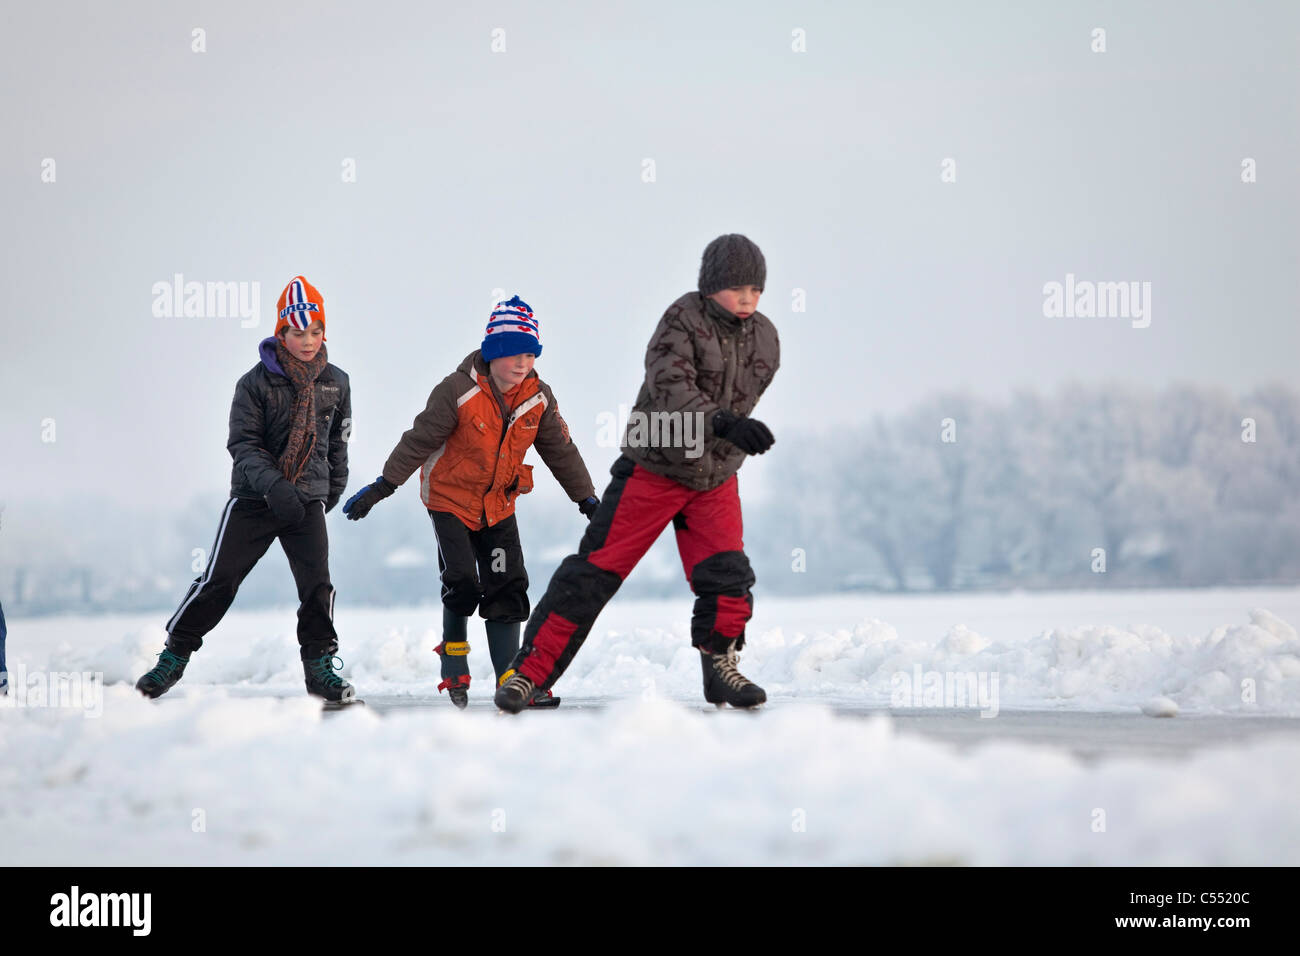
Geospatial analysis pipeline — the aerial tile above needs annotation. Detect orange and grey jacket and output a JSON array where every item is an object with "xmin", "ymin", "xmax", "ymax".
[{"xmin": 382, "ymin": 351, "xmax": 595, "ymax": 530}]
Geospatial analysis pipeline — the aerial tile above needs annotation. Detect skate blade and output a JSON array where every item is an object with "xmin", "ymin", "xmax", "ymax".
[{"xmin": 323, "ymin": 698, "xmax": 365, "ymax": 711}]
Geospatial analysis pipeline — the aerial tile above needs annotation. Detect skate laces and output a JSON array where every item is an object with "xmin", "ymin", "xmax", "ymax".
[
  {"xmin": 710, "ymin": 647, "xmax": 752, "ymax": 691},
  {"xmin": 308, "ymin": 655, "xmax": 347, "ymax": 687},
  {"xmin": 151, "ymin": 649, "xmax": 189, "ymax": 678},
  {"xmin": 502, "ymin": 672, "xmax": 535, "ymax": 699}
]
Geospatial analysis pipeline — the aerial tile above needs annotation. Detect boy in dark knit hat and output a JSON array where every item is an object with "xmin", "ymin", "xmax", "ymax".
[
  {"xmin": 496, "ymin": 234, "xmax": 780, "ymax": 713},
  {"xmin": 136, "ymin": 275, "xmax": 356, "ymax": 703},
  {"xmin": 343, "ymin": 295, "xmax": 597, "ymax": 709}
]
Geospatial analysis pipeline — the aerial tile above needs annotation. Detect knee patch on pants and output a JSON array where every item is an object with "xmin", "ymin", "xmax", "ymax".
[
  {"xmin": 549, "ymin": 553, "xmax": 624, "ymax": 623},
  {"xmin": 516, "ymin": 555, "xmax": 624, "ymax": 687},
  {"xmin": 689, "ymin": 551, "xmax": 756, "ymax": 652}
]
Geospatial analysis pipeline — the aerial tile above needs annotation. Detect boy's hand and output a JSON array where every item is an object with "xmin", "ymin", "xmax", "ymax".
[
  {"xmin": 343, "ymin": 476, "xmax": 397, "ymax": 520},
  {"xmin": 266, "ymin": 480, "xmax": 306, "ymax": 524},
  {"xmin": 325, "ymin": 493, "xmax": 341, "ymax": 514},
  {"xmin": 712, "ymin": 410, "xmax": 775, "ymax": 455},
  {"xmin": 578, "ymin": 496, "xmax": 600, "ymax": 521}
]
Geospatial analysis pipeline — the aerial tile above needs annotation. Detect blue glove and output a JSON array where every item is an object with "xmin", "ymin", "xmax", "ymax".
[
  {"xmin": 343, "ymin": 476, "xmax": 397, "ymax": 521},
  {"xmin": 578, "ymin": 496, "xmax": 600, "ymax": 521}
]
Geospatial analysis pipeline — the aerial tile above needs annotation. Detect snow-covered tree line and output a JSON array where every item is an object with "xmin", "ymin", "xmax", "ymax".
[
  {"xmin": 756, "ymin": 384, "xmax": 1300, "ymax": 592},
  {"xmin": 3, "ymin": 383, "xmax": 1298, "ymax": 614}
]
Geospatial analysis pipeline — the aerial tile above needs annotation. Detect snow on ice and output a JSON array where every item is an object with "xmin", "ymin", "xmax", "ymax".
[{"xmin": 2, "ymin": 590, "xmax": 1298, "ymax": 864}]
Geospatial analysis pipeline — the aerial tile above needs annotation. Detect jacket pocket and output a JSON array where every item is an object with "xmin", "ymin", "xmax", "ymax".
[
  {"xmin": 694, "ymin": 337, "xmax": 727, "ymax": 399},
  {"xmin": 453, "ymin": 416, "xmax": 494, "ymax": 480},
  {"xmin": 507, "ymin": 463, "xmax": 534, "ymax": 497},
  {"xmin": 315, "ymin": 411, "xmax": 336, "ymax": 456},
  {"xmin": 433, "ymin": 446, "xmax": 466, "ymax": 486}
]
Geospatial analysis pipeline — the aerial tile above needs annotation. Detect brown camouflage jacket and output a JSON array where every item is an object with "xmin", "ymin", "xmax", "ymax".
[{"xmin": 620, "ymin": 292, "xmax": 780, "ymax": 490}]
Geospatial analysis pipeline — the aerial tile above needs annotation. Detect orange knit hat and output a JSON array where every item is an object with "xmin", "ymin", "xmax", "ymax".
[{"xmin": 276, "ymin": 275, "xmax": 326, "ymax": 339}]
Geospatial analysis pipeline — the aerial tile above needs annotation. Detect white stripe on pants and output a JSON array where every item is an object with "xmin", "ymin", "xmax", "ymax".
[{"xmin": 165, "ymin": 496, "xmax": 237, "ymax": 633}]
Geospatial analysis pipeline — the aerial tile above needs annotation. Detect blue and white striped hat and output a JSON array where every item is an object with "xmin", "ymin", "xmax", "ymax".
[{"xmin": 481, "ymin": 295, "xmax": 542, "ymax": 361}]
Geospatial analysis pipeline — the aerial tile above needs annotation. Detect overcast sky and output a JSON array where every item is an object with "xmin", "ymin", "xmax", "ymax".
[{"xmin": 2, "ymin": 0, "xmax": 1297, "ymax": 513}]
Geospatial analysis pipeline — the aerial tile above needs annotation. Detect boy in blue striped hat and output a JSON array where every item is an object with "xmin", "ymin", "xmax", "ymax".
[{"xmin": 344, "ymin": 295, "xmax": 598, "ymax": 708}]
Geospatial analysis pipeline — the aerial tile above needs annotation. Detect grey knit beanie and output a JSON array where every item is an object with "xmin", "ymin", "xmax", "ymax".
[{"xmin": 698, "ymin": 234, "xmax": 766, "ymax": 296}]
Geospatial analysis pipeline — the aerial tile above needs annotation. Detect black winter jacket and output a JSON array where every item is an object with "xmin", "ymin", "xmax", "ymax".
[{"xmin": 228, "ymin": 337, "xmax": 350, "ymax": 503}]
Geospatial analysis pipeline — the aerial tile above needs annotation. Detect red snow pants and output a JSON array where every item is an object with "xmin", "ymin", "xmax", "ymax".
[{"xmin": 510, "ymin": 455, "xmax": 756, "ymax": 689}]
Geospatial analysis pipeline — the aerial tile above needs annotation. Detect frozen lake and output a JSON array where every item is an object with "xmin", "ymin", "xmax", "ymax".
[
  {"xmin": 2, "ymin": 587, "xmax": 1298, "ymax": 865},
  {"xmin": 349, "ymin": 695, "xmax": 1300, "ymax": 761}
]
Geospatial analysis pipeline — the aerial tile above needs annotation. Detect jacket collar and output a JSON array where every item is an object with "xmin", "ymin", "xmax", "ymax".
[
  {"xmin": 700, "ymin": 293, "xmax": 748, "ymax": 332},
  {"xmin": 261, "ymin": 336, "xmax": 335, "ymax": 384}
]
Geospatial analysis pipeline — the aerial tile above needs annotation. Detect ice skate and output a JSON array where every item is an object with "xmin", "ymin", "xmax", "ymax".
[
  {"xmin": 304, "ymin": 654, "xmax": 356, "ymax": 703},
  {"xmin": 439, "ymin": 674, "xmax": 470, "ymax": 709},
  {"xmin": 495, "ymin": 669, "xmax": 538, "ymax": 713},
  {"xmin": 700, "ymin": 644, "xmax": 765, "ymax": 709},
  {"xmin": 136, "ymin": 648, "xmax": 190, "ymax": 699}
]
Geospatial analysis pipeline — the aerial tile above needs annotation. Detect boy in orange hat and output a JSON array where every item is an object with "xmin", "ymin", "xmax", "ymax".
[
  {"xmin": 343, "ymin": 295, "xmax": 597, "ymax": 708},
  {"xmin": 135, "ymin": 275, "xmax": 356, "ymax": 703}
]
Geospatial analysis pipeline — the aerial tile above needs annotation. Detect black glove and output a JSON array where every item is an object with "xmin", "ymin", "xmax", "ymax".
[
  {"xmin": 578, "ymin": 496, "xmax": 600, "ymax": 521},
  {"xmin": 325, "ymin": 493, "xmax": 341, "ymax": 514},
  {"xmin": 343, "ymin": 476, "xmax": 397, "ymax": 521},
  {"xmin": 266, "ymin": 479, "xmax": 306, "ymax": 524},
  {"xmin": 712, "ymin": 410, "xmax": 775, "ymax": 455}
]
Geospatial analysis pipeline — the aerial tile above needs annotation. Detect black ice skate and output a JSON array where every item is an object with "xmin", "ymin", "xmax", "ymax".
[
  {"xmin": 495, "ymin": 670, "xmax": 538, "ymax": 714},
  {"xmin": 527, "ymin": 687, "xmax": 561, "ymax": 709},
  {"xmin": 136, "ymin": 648, "xmax": 191, "ymax": 699},
  {"xmin": 304, "ymin": 654, "xmax": 356, "ymax": 703},
  {"xmin": 700, "ymin": 645, "xmax": 766, "ymax": 708},
  {"xmin": 439, "ymin": 674, "xmax": 470, "ymax": 710},
  {"xmin": 494, "ymin": 670, "xmax": 561, "ymax": 710}
]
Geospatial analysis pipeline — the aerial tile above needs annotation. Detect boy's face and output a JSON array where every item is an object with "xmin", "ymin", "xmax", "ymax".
[
  {"xmin": 281, "ymin": 320, "xmax": 324, "ymax": 362},
  {"xmin": 708, "ymin": 285, "xmax": 762, "ymax": 319},
  {"xmin": 489, "ymin": 353, "xmax": 536, "ymax": 391}
]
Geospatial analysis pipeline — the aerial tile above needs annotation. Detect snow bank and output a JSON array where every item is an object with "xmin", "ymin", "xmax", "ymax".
[
  {"xmin": 1, "ymin": 689, "xmax": 1296, "ymax": 865},
  {"xmin": 8, "ymin": 597, "xmax": 1300, "ymax": 714},
  {"xmin": 519, "ymin": 608, "xmax": 1298, "ymax": 714}
]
